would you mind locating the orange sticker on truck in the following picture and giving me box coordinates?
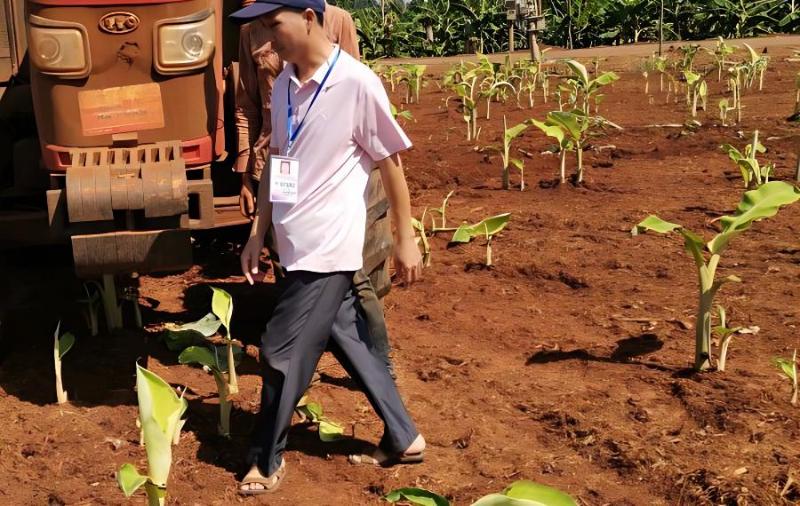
[78,83,165,136]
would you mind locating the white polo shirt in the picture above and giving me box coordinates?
[269,45,412,273]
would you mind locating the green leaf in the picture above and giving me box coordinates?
[117,463,147,498]
[318,419,344,442]
[593,72,619,87]
[510,158,524,171]
[58,332,75,359]
[297,402,324,423]
[166,312,222,338]
[178,345,240,374]
[504,122,529,144]
[708,182,800,255]
[136,364,188,488]
[385,487,450,506]
[178,346,220,372]
[451,213,511,243]
[683,70,701,85]
[564,60,589,85]
[162,329,205,352]
[503,480,577,506]
[545,111,588,142]
[471,494,543,506]
[632,215,682,236]
[774,357,797,381]
[210,287,233,333]
[530,119,565,145]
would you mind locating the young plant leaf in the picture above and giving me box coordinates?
[166,312,222,338]
[136,363,188,488]
[58,332,75,359]
[504,122,529,144]
[470,493,542,505]
[708,181,800,254]
[631,215,682,235]
[318,419,344,442]
[179,345,241,374]
[385,487,450,506]
[117,463,147,498]
[178,346,219,371]
[210,287,233,333]
[451,214,511,243]
[298,401,324,423]
[775,357,797,381]
[503,480,577,506]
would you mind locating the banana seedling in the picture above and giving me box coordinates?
[471,480,577,506]
[742,43,769,91]
[385,488,449,506]
[721,130,773,188]
[794,71,800,114]
[295,397,344,441]
[411,211,432,267]
[718,99,733,127]
[480,78,516,120]
[390,103,414,122]
[53,321,75,404]
[706,37,738,82]
[562,60,619,115]
[486,116,528,190]
[633,181,800,371]
[531,110,590,184]
[774,351,798,406]
[713,305,758,372]
[683,71,707,118]
[678,44,701,72]
[210,287,238,395]
[428,190,455,231]
[448,72,479,141]
[178,344,242,437]
[117,364,188,506]
[451,213,511,267]
[399,64,427,104]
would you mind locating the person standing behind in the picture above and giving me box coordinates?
[234,0,397,376]
[232,0,426,494]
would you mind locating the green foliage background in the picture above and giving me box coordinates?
[333,0,800,58]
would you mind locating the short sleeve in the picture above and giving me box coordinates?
[353,73,412,162]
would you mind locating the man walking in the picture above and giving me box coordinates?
[234,0,397,377]
[231,0,425,494]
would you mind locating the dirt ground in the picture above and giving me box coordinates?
[2,37,800,505]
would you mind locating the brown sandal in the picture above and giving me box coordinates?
[348,449,424,467]
[238,459,286,496]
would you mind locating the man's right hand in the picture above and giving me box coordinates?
[240,234,268,285]
[239,174,256,219]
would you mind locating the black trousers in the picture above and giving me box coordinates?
[249,270,417,475]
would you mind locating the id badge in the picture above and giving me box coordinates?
[269,155,300,203]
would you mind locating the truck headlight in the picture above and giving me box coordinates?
[154,9,215,75]
[28,15,91,79]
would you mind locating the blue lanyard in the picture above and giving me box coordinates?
[286,47,341,154]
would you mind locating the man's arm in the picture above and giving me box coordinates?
[234,25,262,176]
[376,154,422,284]
[241,150,275,284]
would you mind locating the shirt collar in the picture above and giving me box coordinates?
[289,44,340,89]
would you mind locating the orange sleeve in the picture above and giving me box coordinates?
[325,5,361,60]
[234,25,261,173]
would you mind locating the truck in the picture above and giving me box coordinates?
[0,0,393,326]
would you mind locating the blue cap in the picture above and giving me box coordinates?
[229,0,326,25]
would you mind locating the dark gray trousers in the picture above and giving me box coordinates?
[250,270,417,476]
[263,215,394,372]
